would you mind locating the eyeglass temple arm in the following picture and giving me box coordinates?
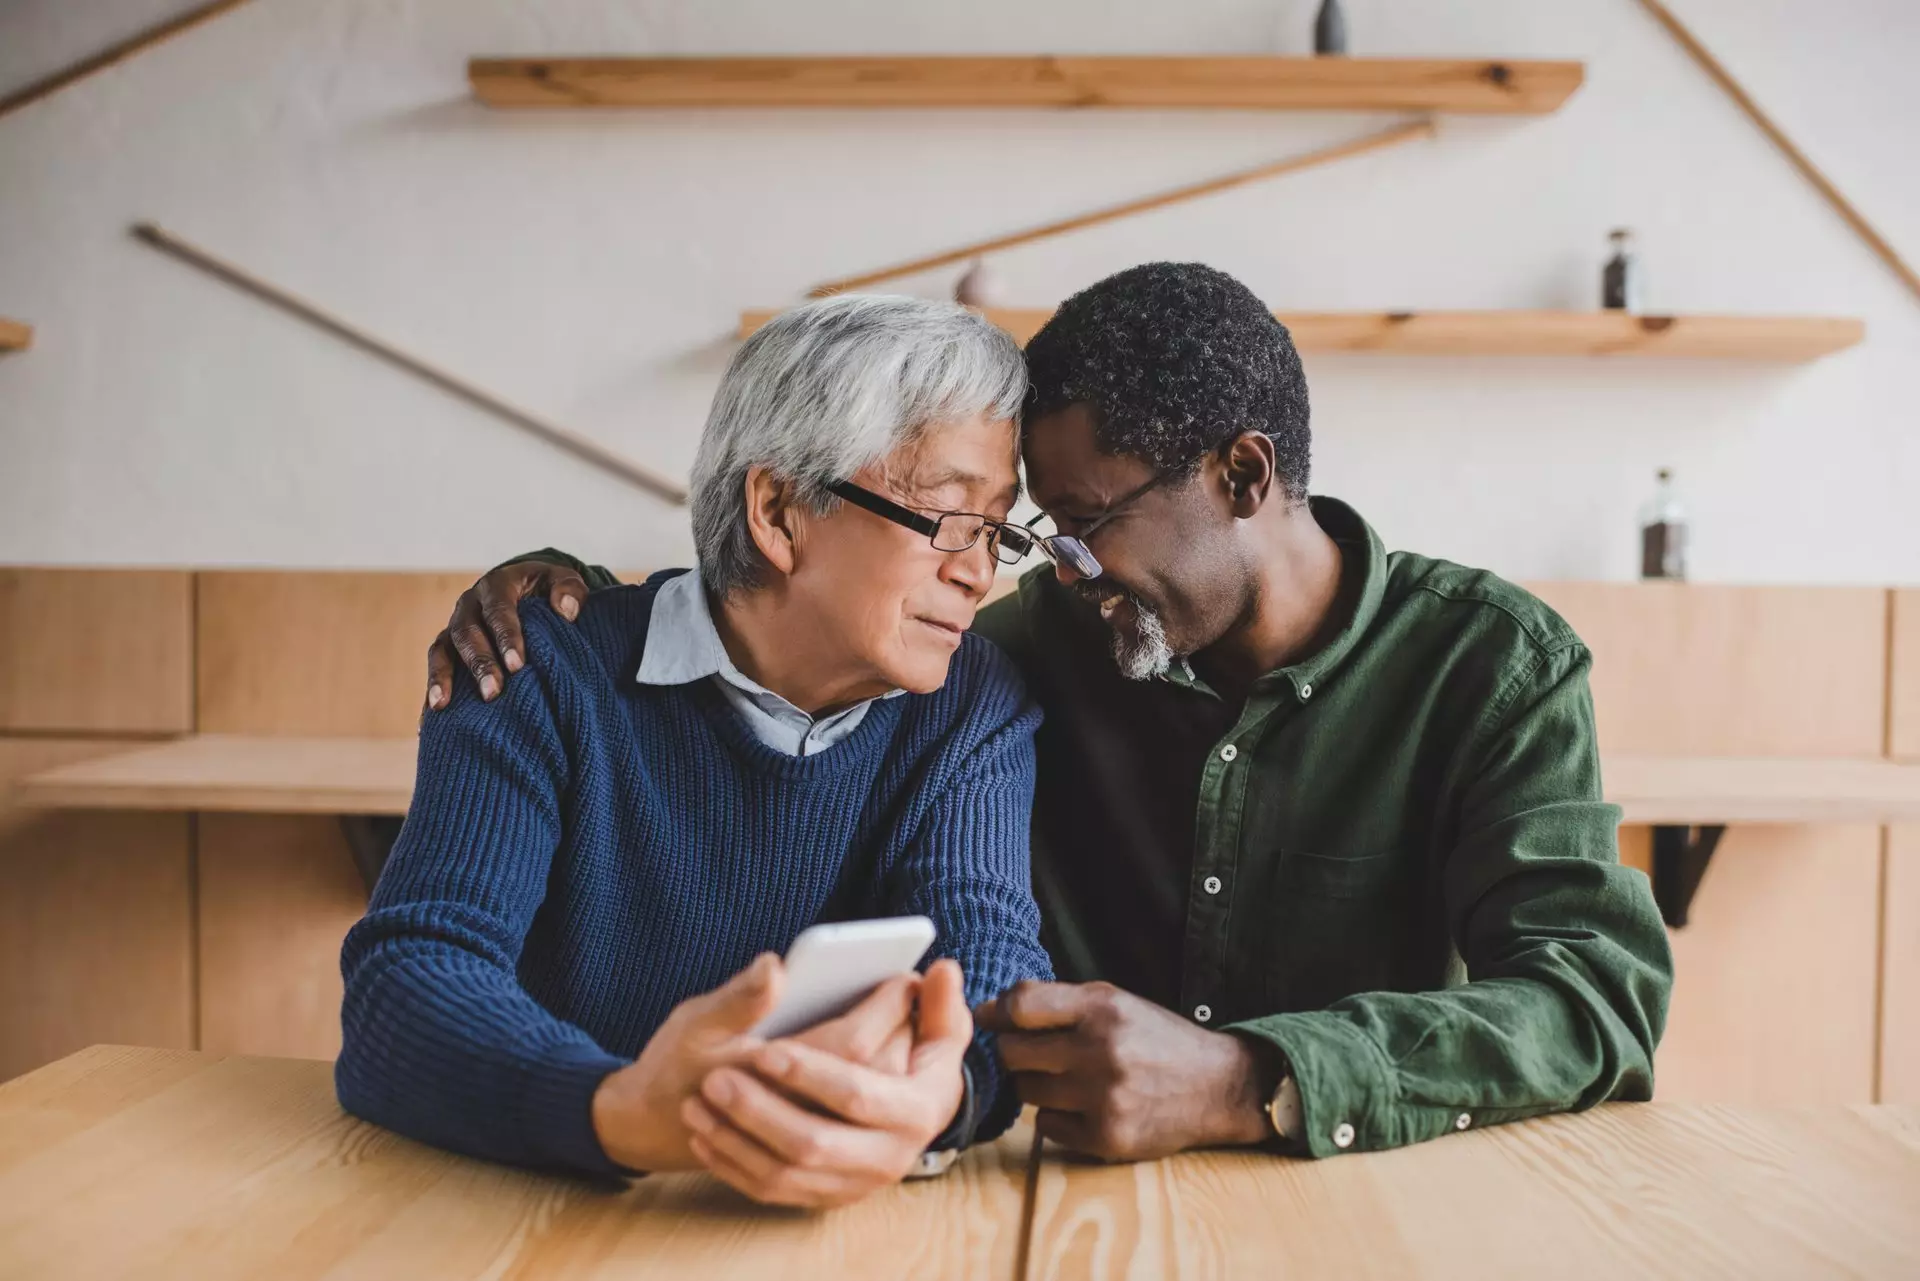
[827,481,942,538]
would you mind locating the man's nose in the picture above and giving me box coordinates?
[1053,559,1086,588]
[944,538,995,595]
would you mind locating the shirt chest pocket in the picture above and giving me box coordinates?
[1263,849,1418,1011]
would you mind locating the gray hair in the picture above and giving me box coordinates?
[691,295,1027,597]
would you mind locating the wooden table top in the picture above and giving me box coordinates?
[17,735,1920,827]
[2,1047,1915,1281]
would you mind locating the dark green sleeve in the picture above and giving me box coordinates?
[1228,643,1673,1157]
[492,548,623,591]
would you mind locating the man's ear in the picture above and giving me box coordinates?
[742,466,803,577]
[1220,431,1276,519]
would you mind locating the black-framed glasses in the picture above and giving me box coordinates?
[1016,465,1187,580]
[828,480,1036,566]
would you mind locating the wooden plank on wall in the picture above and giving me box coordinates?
[1883,825,1920,1103]
[197,814,367,1060]
[0,569,194,734]
[1529,583,1887,758]
[0,740,193,1081]
[196,571,475,737]
[1618,823,1882,1104]
[1891,588,1920,761]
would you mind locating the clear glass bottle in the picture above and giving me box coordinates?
[1603,228,1643,313]
[1639,468,1688,580]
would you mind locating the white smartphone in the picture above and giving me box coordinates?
[750,915,938,1040]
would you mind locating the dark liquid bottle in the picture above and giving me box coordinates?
[1639,468,1688,580]
[1314,0,1348,55]
[1603,228,1643,312]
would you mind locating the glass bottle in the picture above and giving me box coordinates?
[1639,468,1688,580]
[1603,228,1643,313]
[1314,0,1348,55]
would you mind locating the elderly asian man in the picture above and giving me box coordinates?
[333,296,1052,1207]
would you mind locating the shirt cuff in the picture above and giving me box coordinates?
[1226,1010,1429,1158]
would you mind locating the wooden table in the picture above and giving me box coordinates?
[18,737,1920,827]
[3,1047,1915,1280]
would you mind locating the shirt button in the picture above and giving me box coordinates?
[1299,682,1314,701]
[1193,1004,1212,1023]
[1219,744,1239,763]
[1203,875,1222,895]
[1332,1122,1355,1149]
[1455,1113,1472,1131]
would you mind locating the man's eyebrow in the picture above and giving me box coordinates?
[909,465,1021,506]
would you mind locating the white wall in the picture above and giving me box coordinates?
[1,0,1915,582]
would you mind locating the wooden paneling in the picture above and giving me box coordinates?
[1892,588,1920,761]
[196,571,474,737]
[0,1048,1040,1280]
[1637,823,1882,1103]
[1529,583,1888,758]
[197,814,367,1059]
[743,309,1865,362]
[1023,1105,1920,1280]
[0,568,194,734]
[1884,825,1920,1103]
[0,740,193,1081]
[472,55,1586,114]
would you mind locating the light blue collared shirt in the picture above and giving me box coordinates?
[635,570,903,757]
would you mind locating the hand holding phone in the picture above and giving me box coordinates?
[751,916,937,1040]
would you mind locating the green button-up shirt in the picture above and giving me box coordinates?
[972,497,1672,1158]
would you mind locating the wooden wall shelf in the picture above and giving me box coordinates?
[740,307,1865,361]
[469,56,1584,114]
[0,318,32,351]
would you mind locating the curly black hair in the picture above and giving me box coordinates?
[1023,262,1310,501]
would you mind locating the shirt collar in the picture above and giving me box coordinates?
[1158,495,1386,702]
[636,569,905,708]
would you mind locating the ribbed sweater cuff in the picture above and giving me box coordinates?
[514,1042,632,1178]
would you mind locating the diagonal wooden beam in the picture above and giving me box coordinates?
[131,222,687,504]
[0,1,255,120]
[809,117,1435,297]
[1632,0,1920,307]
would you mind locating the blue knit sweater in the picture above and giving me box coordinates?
[336,573,1052,1177]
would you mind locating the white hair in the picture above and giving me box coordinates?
[691,295,1027,597]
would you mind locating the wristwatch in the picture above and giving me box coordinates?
[1265,1067,1302,1144]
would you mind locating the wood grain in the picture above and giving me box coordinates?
[0,1048,1037,1281]
[197,570,476,737]
[741,309,1863,361]
[0,741,193,1082]
[15,734,416,815]
[0,318,31,350]
[1651,824,1882,1104]
[1605,755,1920,824]
[1530,582,1889,758]
[1025,1104,1920,1280]
[196,815,368,1059]
[470,56,1585,114]
[1883,825,1920,1103]
[0,568,194,734]
[1891,589,1920,761]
